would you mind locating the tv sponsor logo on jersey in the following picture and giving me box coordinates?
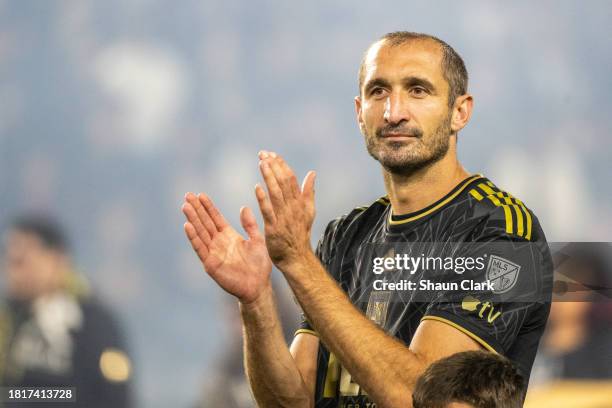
[461,295,502,324]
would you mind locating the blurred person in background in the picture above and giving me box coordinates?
[0,215,133,407]
[533,242,612,382]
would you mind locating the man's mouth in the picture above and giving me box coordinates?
[377,127,422,139]
[379,133,420,141]
[381,133,417,138]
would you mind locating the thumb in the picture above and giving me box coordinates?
[301,170,316,204]
[240,206,262,241]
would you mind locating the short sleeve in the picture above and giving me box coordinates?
[295,312,317,337]
[421,235,552,354]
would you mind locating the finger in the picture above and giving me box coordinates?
[185,192,216,238]
[301,171,316,216]
[198,193,229,231]
[255,183,277,225]
[258,150,277,159]
[301,171,316,198]
[259,159,285,208]
[267,156,297,201]
[184,222,209,261]
[273,154,300,200]
[239,206,263,242]
[182,202,212,245]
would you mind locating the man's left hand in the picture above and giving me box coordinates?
[255,151,316,271]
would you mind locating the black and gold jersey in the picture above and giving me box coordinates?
[296,174,553,408]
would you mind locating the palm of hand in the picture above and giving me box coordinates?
[204,227,271,303]
[182,193,272,304]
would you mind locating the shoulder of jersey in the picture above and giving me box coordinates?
[330,195,390,231]
[349,195,390,219]
[467,178,537,241]
[354,195,390,213]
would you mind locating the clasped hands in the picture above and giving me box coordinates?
[181,151,316,304]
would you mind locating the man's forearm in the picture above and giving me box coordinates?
[240,283,312,408]
[281,251,426,408]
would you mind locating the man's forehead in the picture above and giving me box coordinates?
[362,38,443,79]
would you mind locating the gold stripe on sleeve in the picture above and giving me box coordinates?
[421,316,498,354]
[523,207,532,240]
[478,184,513,234]
[478,183,496,196]
[512,205,524,237]
[502,205,513,234]
[469,189,484,201]
[294,329,319,337]
[510,197,532,240]
[479,182,533,240]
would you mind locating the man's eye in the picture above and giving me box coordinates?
[411,87,427,96]
[371,88,385,97]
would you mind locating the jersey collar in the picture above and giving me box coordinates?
[387,174,484,227]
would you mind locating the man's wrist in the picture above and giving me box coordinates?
[276,247,317,275]
[239,281,284,334]
[276,250,328,299]
[239,280,274,312]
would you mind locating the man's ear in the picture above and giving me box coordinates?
[355,95,365,134]
[450,94,473,133]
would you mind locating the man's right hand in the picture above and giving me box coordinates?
[181,192,272,304]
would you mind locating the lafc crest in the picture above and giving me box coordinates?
[366,291,391,327]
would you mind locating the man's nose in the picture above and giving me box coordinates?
[383,92,411,125]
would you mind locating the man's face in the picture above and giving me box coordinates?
[356,39,454,175]
[2,230,64,300]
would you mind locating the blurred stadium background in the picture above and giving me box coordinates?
[1,1,611,407]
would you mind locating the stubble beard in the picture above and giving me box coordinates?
[365,116,452,176]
